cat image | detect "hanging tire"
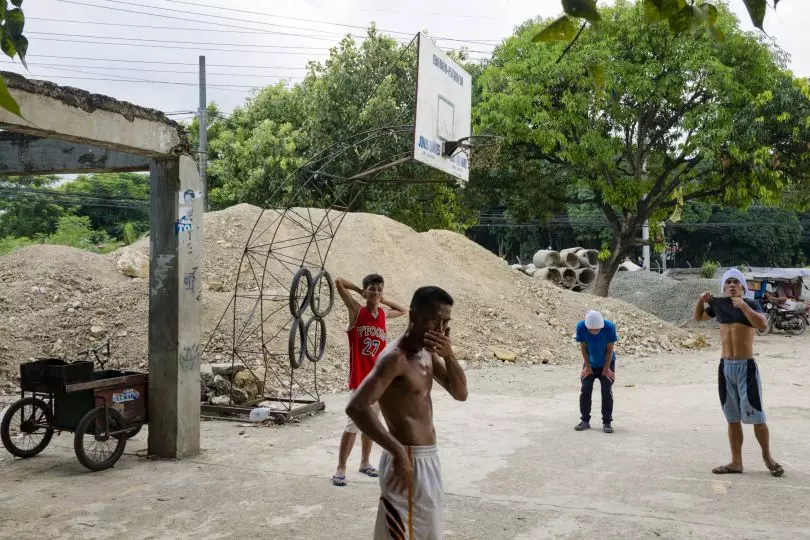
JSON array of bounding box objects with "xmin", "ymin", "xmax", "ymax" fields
[
  {"xmin": 289, "ymin": 268, "xmax": 314, "ymax": 318},
  {"xmin": 304, "ymin": 316, "xmax": 327, "ymax": 363},
  {"xmin": 310, "ymin": 269, "xmax": 335, "ymax": 318},
  {"xmin": 288, "ymin": 317, "xmax": 307, "ymax": 369},
  {"xmin": 789, "ymin": 316, "xmax": 807, "ymax": 336},
  {"xmin": 73, "ymin": 407, "xmax": 127, "ymax": 472},
  {"xmin": 1, "ymin": 397, "xmax": 54, "ymax": 458}
]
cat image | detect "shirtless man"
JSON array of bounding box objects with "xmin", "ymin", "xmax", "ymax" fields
[
  {"xmin": 694, "ymin": 268, "xmax": 784, "ymax": 477},
  {"xmin": 346, "ymin": 286, "xmax": 468, "ymax": 540}
]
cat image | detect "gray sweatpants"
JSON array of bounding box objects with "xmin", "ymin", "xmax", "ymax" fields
[{"xmin": 374, "ymin": 445, "xmax": 443, "ymax": 540}]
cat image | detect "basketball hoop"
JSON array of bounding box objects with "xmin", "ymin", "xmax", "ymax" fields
[{"xmin": 442, "ymin": 135, "xmax": 501, "ymax": 157}]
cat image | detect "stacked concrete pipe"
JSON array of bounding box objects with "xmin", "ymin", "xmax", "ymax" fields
[
  {"xmin": 557, "ymin": 247, "xmax": 582, "ymax": 269},
  {"xmin": 578, "ymin": 249, "xmax": 599, "ymax": 269},
  {"xmin": 533, "ymin": 267, "xmax": 562, "ymax": 285},
  {"xmin": 561, "ymin": 268, "xmax": 578, "ymax": 288},
  {"xmin": 532, "ymin": 250, "xmax": 561, "ymax": 268},
  {"xmin": 575, "ymin": 267, "xmax": 596, "ymax": 288}
]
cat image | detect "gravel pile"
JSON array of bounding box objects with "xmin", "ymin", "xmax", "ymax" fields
[
  {"xmin": 0, "ymin": 205, "xmax": 706, "ymax": 398},
  {"xmin": 608, "ymin": 271, "xmax": 719, "ymax": 326}
]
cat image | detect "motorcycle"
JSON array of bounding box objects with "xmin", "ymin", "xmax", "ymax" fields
[{"xmin": 757, "ymin": 301, "xmax": 808, "ymax": 336}]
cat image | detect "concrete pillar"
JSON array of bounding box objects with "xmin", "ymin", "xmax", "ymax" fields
[{"xmin": 147, "ymin": 154, "xmax": 203, "ymax": 458}]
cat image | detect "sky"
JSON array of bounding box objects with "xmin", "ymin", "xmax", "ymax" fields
[{"xmin": 1, "ymin": 0, "xmax": 808, "ymax": 121}]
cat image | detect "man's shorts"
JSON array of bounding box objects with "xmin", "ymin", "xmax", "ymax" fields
[
  {"xmin": 344, "ymin": 391, "xmax": 382, "ymax": 434},
  {"xmin": 718, "ymin": 359, "xmax": 767, "ymax": 424},
  {"xmin": 374, "ymin": 445, "xmax": 443, "ymax": 540}
]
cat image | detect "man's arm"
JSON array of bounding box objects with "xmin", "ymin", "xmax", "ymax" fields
[
  {"xmin": 736, "ymin": 299, "xmax": 768, "ymax": 331},
  {"xmin": 335, "ymin": 277, "xmax": 361, "ymax": 323},
  {"xmin": 346, "ymin": 353, "xmax": 406, "ymax": 457},
  {"xmin": 579, "ymin": 343, "xmax": 590, "ymax": 368},
  {"xmin": 381, "ymin": 297, "xmax": 409, "ymax": 319},
  {"xmin": 694, "ymin": 293, "xmax": 714, "ymax": 321},
  {"xmin": 425, "ymin": 330, "xmax": 468, "ymax": 401},
  {"xmin": 430, "ymin": 351, "xmax": 468, "ymax": 402}
]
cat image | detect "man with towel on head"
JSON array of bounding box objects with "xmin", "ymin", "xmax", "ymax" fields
[
  {"xmin": 574, "ymin": 310, "xmax": 618, "ymax": 434},
  {"xmin": 694, "ymin": 268, "xmax": 784, "ymax": 477}
]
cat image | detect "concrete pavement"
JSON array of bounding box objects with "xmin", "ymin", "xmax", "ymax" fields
[{"xmin": 1, "ymin": 334, "xmax": 808, "ymax": 539}]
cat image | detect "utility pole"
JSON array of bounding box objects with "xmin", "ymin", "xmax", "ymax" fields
[
  {"xmin": 198, "ymin": 55, "xmax": 208, "ymax": 211},
  {"xmin": 643, "ymin": 220, "xmax": 650, "ymax": 271}
]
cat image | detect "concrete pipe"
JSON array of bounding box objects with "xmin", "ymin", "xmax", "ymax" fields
[
  {"xmin": 524, "ymin": 263, "xmax": 538, "ymax": 276},
  {"xmin": 578, "ymin": 250, "xmax": 599, "ymax": 268},
  {"xmin": 575, "ymin": 268, "xmax": 596, "ymax": 285},
  {"xmin": 532, "ymin": 250, "xmax": 561, "ymax": 269},
  {"xmin": 556, "ymin": 251, "xmax": 581, "ymax": 269},
  {"xmin": 570, "ymin": 284, "xmax": 584, "ymax": 292},
  {"xmin": 533, "ymin": 267, "xmax": 562, "ymax": 285},
  {"xmin": 560, "ymin": 247, "xmax": 583, "ymax": 258},
  {"xmin": 561, "ymin": 268, "xmax": 577, "ymax": 288}
]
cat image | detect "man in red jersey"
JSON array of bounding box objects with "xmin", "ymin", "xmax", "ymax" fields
[{"xmin": 331, "ymin": 273, "xmax": 407, "ymax": 487}]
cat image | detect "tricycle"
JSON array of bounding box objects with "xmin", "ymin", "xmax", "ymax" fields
[{"xmin": 1, "ymin": 339, "xmax": 147, "ymax": 471}]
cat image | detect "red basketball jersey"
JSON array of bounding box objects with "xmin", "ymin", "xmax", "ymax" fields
[{"xmin": 347, "ymin": 306, "xmax": 387, "ymax": 390}]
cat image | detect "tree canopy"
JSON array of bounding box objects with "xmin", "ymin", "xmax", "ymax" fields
[{"xmin": 477, "ymin": 1, "xmax": 810, "ymax": 295}]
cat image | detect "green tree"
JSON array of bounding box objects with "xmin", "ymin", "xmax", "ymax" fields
[
  {"xmin": 540, "ymin": 1, "xmax": 786, "ymax": 50},
  {"xmin": 477, "ymin": 2, "xmax": 810, "ymax": 296},
  {"xmin": 0, "ymin": 175, "xmax": 64, "ymax": 238},
  {"xmin": 60, "ymin": 173, "xmax": 150, "ymax": 239}
]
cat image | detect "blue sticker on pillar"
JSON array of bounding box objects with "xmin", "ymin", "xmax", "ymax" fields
[
  {"xmin": 175, "ymin": 215, "xmax": 193, "ymax": 234},
  {"xmin": 184, "ymin": 267, "xmax": 198, "ymax": 293}
]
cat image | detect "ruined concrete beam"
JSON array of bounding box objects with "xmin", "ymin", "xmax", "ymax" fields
[
  {"xmin": 0, "ymin": 72, "xmax": 190, "ymax": 157},
  {"xmin": 0, "ymin": 133, "xmax": 151, "ymax": 175}
]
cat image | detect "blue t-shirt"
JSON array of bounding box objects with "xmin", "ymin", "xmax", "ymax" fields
[{"xmin": 575, "ymin": 320, "xmax": 617, "ymax": 369}]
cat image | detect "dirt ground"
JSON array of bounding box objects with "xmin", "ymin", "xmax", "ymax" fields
[{"xmin": 1, "ymin": 331, "xmax": 808, "ymax": 540}]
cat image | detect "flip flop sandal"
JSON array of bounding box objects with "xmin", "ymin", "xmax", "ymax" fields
[
  {"xmin": 359, "ymin": 465, "xmax": 379, "ymax": 478},
  {"xmin": 331, "ymin": 474, "xmax": 347, "ymax": 486},
  {"xmin": 712, "ymin": 465, "xmax": 743, "ymax": 474},
  {"xmin": 767, "ymin": 463, "xmax": 784, "ymax": 477}
]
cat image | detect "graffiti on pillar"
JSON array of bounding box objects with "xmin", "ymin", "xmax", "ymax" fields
[
  {"xmin": 175, "ymin": 215, "xmax": 193, "ymax": 234},
  {"xmin": 179, "ymin": 343, "xmax": 200, "ymax": 371},
  {"xmin": 184, "ymin": 267, "xmax": 198, "ymax": 293}
]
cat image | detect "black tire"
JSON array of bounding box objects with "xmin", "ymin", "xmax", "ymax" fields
[
  {"xmin": 789, "ymin": 316, "xmax": 807, "ymax": 336},
  {"xmin": 289, "ymin": 268, "xmax": 313, "ymax": 318},
  {"xmin": 73, "ymin": 407, "xmax": 127, "ymax": 472},
  {"xmin": 310, "ymin": 269, "xmax": 335, "ymax": 318},
  {"xmin": 1, "ymin": 397, "xmax": 54, "ymax": 458},
  {"xmin": 288, "ymin": 317, "xmax": 306, "ymax": 369},
  {"xmin": 304, "ymin": 316, "xmax": 327, "ymax": 363}
]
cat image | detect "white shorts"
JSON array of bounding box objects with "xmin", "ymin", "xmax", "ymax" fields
[
  {"xmin": 344, "ymin": 391, "xmax": 381, "ymax": 434},
  {"xmin": 374, "ymin": 445, "xmax": 443, "ymax": 540}
]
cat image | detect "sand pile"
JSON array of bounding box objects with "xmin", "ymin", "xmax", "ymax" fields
[{"xmin": 0, "ymin": 205, "xmax": 704, "ymax": 395}]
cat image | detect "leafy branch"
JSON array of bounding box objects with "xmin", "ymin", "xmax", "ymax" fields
[{"xmin": 0, "ymin": 0, "xmax": 27, "ymax": 117}]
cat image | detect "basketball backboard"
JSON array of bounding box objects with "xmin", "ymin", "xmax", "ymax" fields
[{"xmin": 413, "ymin": 33, "xmax": 472, "ymax": 183}]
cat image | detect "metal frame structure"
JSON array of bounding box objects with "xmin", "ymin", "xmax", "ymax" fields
[{"xmin": 200, "ymin": 34, "xmax": 484, "ymax": 423}]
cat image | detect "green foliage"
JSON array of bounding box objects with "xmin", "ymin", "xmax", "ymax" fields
[
  {"xmin": 0, "ymin": 175, "xmax": 65, "ymax": 238},
  {"xmin": 121, "ymin": 222, "xmax": 144, "ymax": 245},
  {"xmin": 539, "ymin": 0, "xmax": 780, "ymax": 47},
  {"xmin": 0, "ymin": 234, "xmax": 34, "ymax": 255},
  {"xmin": 477, "ymin": 2, "xmax": 809, "ymax": 295},
  {"xmin": 701, "ymin": 260, "xmax": 719, "ymax": 278},
  {"xmin": 0, "ymin": 0, "xmax": 27, "ymax": 116},
  {"xmin": 60, "ymin": 173, "xmax": 149, "ymax": 239}
]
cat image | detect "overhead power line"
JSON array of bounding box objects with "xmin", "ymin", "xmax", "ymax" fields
[
  {"xmin": 21, "ymin": 55, "xmax": 311, "ymax": 70},
  {"xmin": 54, "ymin": 0, "xmax": 499, "ymax": 47},
  {"xmin": 14, "ymin": 62, "xmax": 306, "ymax": 79}
]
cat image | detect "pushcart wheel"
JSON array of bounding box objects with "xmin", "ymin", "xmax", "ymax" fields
[
  {"xmin": 73, "ymin": 407, "xmax": 127, "ymax": 471},
  {"xmin": 1, "ymin": 397, "xmax": 54, "ymax": 458}
]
